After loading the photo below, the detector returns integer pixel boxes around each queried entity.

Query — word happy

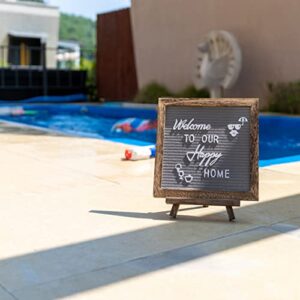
[186,144,222,167]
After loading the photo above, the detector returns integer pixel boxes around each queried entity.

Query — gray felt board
[161,106,251,192]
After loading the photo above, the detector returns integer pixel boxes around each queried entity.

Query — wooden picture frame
[153,98,259,220]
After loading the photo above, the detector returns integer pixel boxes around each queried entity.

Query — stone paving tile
[265,161,300,175]
[11,226,300,300]
[0,216,257,292]
[0,285,16,300]
[270,217,300,240]
[1,122,300,300]
[2,192,299,293]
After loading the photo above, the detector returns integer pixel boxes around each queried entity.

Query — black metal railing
[0,45,95,99]
[0,45,95,68]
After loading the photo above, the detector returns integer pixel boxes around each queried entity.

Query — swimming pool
[259,115,300,166]
[0,103,299,166]
[0,103,157,146]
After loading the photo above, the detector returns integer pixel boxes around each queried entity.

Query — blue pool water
[259,115,300,166]
[0,103,299,166]
[0,104,157,146]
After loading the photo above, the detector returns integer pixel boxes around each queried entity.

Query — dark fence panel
[0,68,87,100]
[0,44,89,101]
[97,8,138,100]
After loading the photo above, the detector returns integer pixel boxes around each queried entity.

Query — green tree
[18,0,45,3]
[18,2,96,59]
[59,13,96,58]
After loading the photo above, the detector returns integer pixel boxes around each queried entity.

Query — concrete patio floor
[0,122,300,300]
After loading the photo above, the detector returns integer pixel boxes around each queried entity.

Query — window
[8,35,42,66]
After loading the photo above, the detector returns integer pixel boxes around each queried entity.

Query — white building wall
[0,0,59,67]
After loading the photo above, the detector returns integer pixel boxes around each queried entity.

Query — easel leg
[226,206,235,222]
[166,199,239,221]
[170,204,180,218]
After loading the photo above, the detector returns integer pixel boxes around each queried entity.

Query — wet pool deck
[0,122,300,300]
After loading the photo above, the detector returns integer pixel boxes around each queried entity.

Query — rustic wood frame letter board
[153,98,259,221]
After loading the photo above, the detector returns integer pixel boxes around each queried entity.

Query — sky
[47,0,131,20]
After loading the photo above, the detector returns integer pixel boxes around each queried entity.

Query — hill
[59,13,96,57]
[18,0,44,3]
[17,2,96,58]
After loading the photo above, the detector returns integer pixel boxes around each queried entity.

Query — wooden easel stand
[166,198,240,221]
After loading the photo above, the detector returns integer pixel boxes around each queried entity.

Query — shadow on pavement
[1,194,300,299]
[90,205,208,221]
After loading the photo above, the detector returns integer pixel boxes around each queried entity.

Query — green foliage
[268,81,300,114]
[0,60,8,68]
[59,13,96,99]
[134,82,209,104]
[80,59,95,82]
[134,82,173,104]
[80,58,98,101]
[176,85,210,98]
[18,0,44,3]
[59,13,96,58]
[18,4,96,59]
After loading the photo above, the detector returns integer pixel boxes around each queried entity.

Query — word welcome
[173,118,211,131]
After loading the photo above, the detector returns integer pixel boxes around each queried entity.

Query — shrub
[176,85,210,98]
[134,82,209,104]
[268,81,300,114]
[134,82,173,104]
[80,58,98,101]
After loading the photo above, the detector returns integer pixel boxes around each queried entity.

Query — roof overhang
[9,31,48,43]
[0,1,59,17]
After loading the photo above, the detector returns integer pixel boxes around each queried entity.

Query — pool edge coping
[0,119,154,147]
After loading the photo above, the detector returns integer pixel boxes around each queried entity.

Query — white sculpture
[193,30,242,98]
